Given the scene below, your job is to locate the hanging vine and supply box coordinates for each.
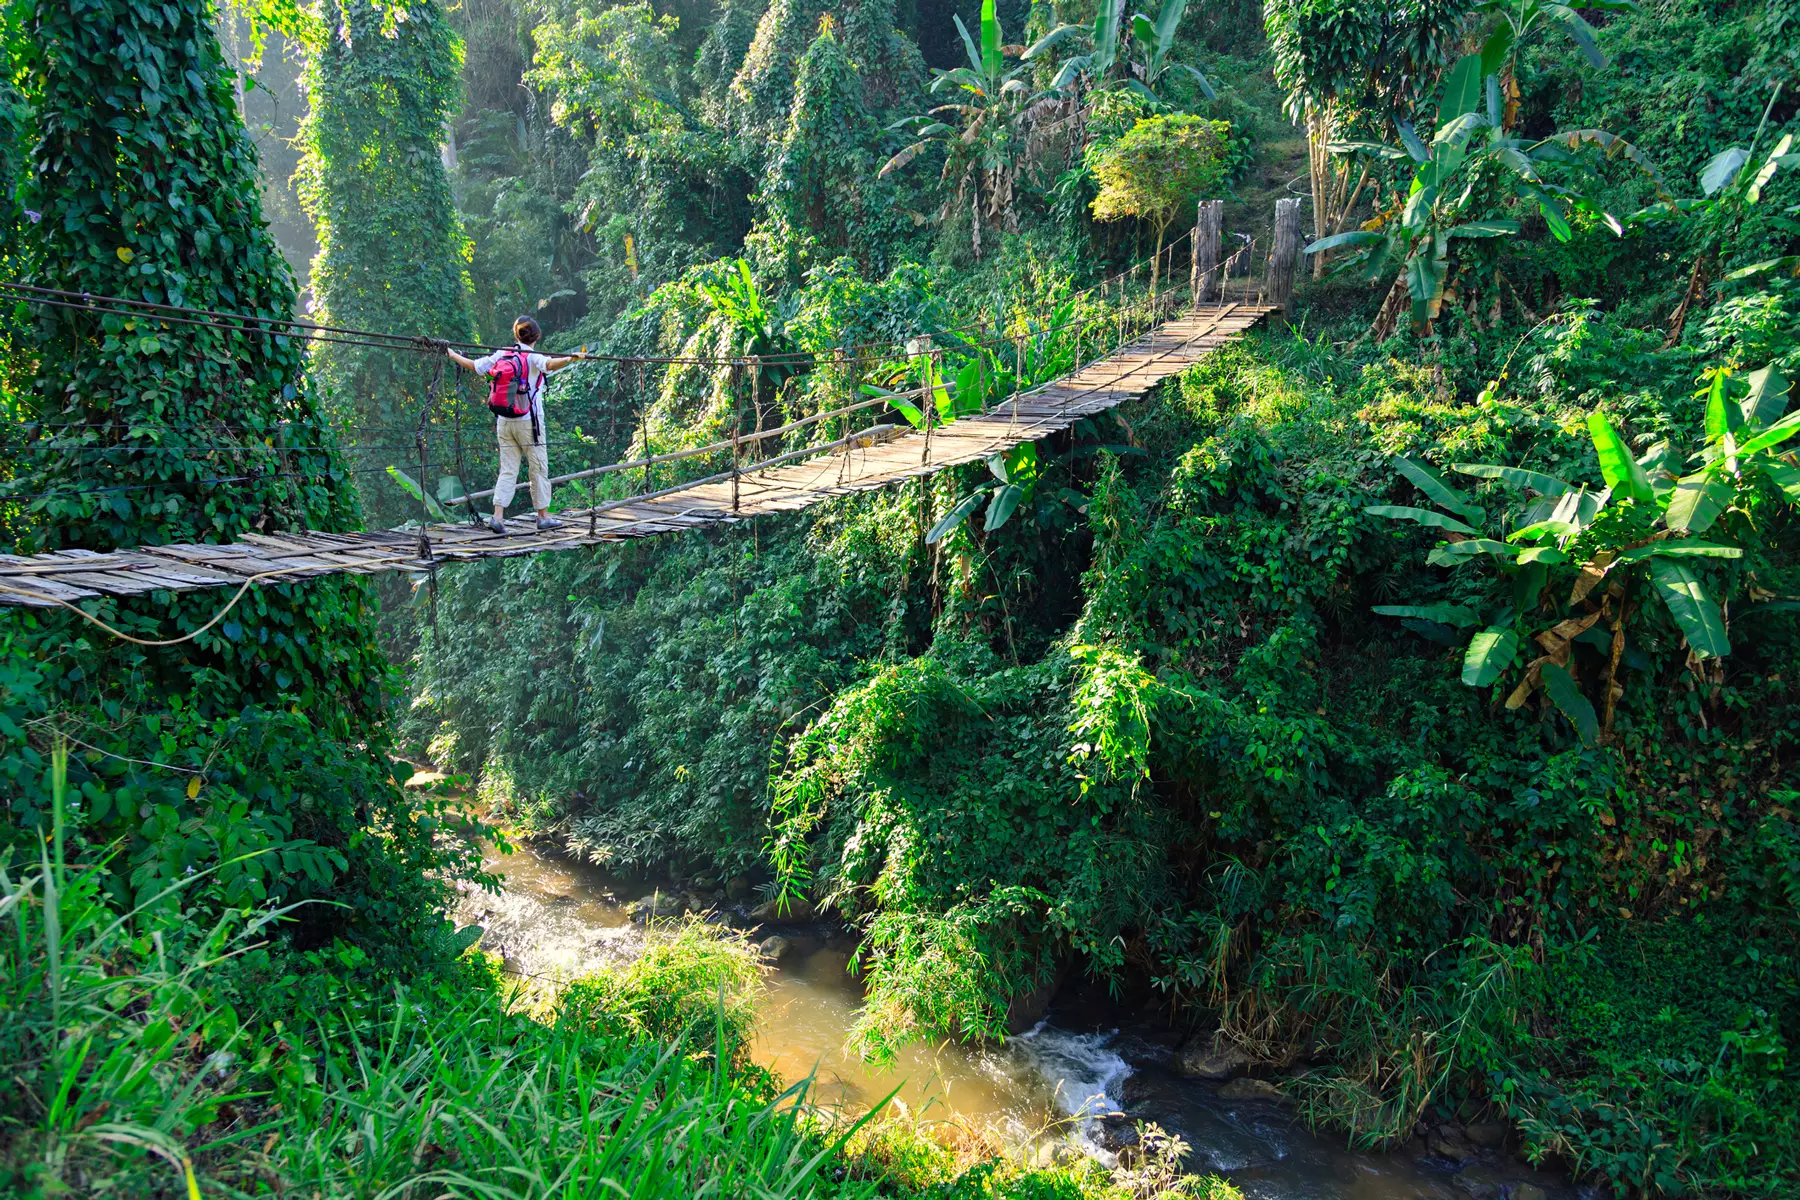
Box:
[298,0,475,523]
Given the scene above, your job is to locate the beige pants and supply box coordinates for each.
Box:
[494,414,550,510]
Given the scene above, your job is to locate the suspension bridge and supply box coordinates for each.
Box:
[0,199,1302,617]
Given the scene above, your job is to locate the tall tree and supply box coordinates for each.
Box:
[8,0,451,955]
[730,0,922,152]
[298,0,474,522]
[758,20,896,272]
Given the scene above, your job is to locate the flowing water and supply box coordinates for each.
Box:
[454,840,1593,1200]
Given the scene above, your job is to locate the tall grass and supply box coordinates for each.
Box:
[0,741,884,1198]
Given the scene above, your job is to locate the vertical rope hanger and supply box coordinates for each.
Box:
[731,359,743,512]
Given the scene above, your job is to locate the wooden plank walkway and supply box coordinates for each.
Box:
[0,304,1273,608]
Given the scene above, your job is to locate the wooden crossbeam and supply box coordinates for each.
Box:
[0,305,1274,609]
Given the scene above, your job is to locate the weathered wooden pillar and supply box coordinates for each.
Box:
[1269,197,1302,314]
[1191,199,1222,306]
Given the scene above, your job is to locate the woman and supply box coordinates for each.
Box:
[447,316,577,533]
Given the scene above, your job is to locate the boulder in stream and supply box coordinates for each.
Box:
[625,892,685,921]
[758,935,795,962]
[749,895,814,921]
[1217,1076,1286,1103]
[1174,1036,1250,1081]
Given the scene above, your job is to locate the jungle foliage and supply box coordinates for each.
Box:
[397,0,1800,1193]
[0,0,459,965]
[4,0,1800,1194]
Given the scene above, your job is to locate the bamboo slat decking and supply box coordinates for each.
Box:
[0,304,1274,609]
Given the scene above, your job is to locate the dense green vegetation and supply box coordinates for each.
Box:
[4,0,1800,1195]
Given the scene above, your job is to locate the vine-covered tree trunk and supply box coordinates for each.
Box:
[299,0,474,525]
[8,0,451,958]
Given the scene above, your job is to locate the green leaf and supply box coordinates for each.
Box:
[1704,373,1739,443]
[386,466,449,522]
[980,0,1004,80]
[1615,539,1742,564]
[1448,220,1520,238]
[1392,457,1485,523]
[1747,133,1793,206]
[1428,539,1520,565]
[1516,546,1569,564]
[1763,460,1800,502]
[1736,408,1800,455]
[1305,230,1384,255]
[1396,121,1430,163]
[1372,604,1482,628]
[1548,5,1605,68]
[1587,412,1655,503]
[1479,23,1514,76]
[1364,505,1479,535]
[1462,627,1519,687]
[1437,54,1484,127]
[1540,663,1598,744]
[1741,366,1790,428]
[1700,146,1749,196]
[1539,201,1573,241]
[984,483,1025,531]
[1663,472,1732,534]
[1451,463,1573,495]
[926,492,986,544]
[1649,558,1730,658]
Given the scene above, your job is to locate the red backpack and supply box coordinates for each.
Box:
[487,349,535,419]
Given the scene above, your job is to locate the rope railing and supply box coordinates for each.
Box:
[0,220,1274,518]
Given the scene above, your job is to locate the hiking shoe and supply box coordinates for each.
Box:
[536,515,565,532]
[486,516,508,535]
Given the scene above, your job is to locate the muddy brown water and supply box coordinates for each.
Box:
[454,841,1594,1200]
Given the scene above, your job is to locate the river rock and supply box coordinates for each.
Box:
[727,875,752,900]
[1465,1121,1507,1148]
[625,892,685,921]
[1428,1128,1472,1162]
[1175,1037,1250,1081]
[1511,1185,1547,1200]
[1217,1076,1285,1103]
[758,935,794,962]
[749,896,815,922]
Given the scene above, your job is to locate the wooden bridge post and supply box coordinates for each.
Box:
[1192,200,1222,306]
[1269,198,1303,316]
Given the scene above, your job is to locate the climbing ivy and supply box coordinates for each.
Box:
[756,21,899,275]
[298,0,474,525]
[4,0,463,965]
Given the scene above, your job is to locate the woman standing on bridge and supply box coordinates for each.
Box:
[447,316,578,534]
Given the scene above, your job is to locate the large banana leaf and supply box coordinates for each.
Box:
[1392,457,1485,523]
[1586,413,1656,503]
[1663,472,1733,534]
[985,482,1026,531]
[1437,55,1484,126]
[1373,603,1482,628]
[1741,366,1790,427]
[1463,627,1520,687]
[1365,505,1479,535]
[927,492,988,544]
[1540,662,1598,744]
[980,0,1003,79]
[1451,463,1573,495]
[1649,558,1730,658]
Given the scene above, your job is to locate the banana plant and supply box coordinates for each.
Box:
[927,442,1041,543]
[882,0,1032,257]
[696,258,803,392]
[1025,0,1215,104]
[1367,381,1800,741]
[1307,52,1644,337]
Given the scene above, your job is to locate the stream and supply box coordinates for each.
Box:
[453,840,1595,1200]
